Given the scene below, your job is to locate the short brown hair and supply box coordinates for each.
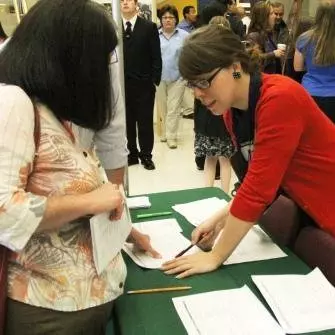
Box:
[179,24,258,81]
[158,5,179,25]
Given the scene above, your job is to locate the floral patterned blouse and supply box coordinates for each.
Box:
[0,85,126,312]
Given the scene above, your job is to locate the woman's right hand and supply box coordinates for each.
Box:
[273,49,285,58]
[87,183,124,219]
[191,216,226,251]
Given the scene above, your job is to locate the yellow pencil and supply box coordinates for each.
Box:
[127,286,192,295]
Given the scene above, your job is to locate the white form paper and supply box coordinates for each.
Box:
[132,218,183,235]
[90,203,132,275]
[172,197,229,227]
[173,285,285,335]
[174,197,286,264]
[123,219,201,268]
[223,225,287,265]
[252,268,335,334]
[126,196,151,209]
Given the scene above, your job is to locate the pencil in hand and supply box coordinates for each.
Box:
[174,233,208,258]
[175,244,194,258]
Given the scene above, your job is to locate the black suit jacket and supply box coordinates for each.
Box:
[123,16,162,86]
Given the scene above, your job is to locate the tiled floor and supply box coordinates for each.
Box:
[127,118,237,196]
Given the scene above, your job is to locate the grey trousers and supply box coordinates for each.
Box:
[5,298,114,335]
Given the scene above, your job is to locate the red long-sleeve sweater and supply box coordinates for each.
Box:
[224,74,335,237]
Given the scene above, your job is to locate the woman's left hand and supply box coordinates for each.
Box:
[129,229,162,259]
[161,251,223,279]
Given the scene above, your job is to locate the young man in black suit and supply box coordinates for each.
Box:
[121,0,162,170]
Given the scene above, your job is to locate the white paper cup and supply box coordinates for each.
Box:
[277,43,287,51]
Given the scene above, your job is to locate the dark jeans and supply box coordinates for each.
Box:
[5,299,114,335]
[312,96,335,124]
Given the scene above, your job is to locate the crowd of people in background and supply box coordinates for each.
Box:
[118,0,335,202]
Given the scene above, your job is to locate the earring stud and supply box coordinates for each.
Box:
[233,71,242,79]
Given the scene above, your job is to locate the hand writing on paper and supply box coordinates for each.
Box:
[161,251,222,279]
[191,216,226,251]
[129,228,162,259]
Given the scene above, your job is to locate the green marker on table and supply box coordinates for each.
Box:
[136,211,173,219]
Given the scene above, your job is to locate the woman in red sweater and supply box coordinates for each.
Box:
[162,24,335,278]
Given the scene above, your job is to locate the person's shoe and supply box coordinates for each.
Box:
[231,182,241,197]
[160,136,167,142]
[195,156,205,170]
[141,158,155,170]
[167,139,177,149]
[128,156,139,166]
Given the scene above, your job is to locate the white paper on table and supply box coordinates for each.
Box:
[173,285,285,335]
[123,218,200,268]
[172,197,228,227]
[252,268,335,334]
[223,225,287,265]
[90,203,132,275]
[126,196,151,209]
[132,218,183,235]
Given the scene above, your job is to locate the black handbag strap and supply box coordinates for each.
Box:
[33,104,40,152]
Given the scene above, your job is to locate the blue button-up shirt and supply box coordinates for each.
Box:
[177,19,195,33]
[159,28,189,82]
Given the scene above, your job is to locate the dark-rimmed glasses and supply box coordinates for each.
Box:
[186,68,223,89]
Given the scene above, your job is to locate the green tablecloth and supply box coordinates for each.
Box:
[113,187,335,335]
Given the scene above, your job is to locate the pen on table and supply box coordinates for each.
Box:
[175,234,208,258]
[127,286,192,295]
[136,211,173,219]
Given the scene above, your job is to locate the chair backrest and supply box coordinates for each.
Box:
[259,195,301,247]
[294,226,335,287]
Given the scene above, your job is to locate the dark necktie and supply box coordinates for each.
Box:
[125,21,132,39]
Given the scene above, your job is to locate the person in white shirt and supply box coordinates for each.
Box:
[236,6,251,34]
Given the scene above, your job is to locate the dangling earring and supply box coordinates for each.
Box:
[233,71,242,79]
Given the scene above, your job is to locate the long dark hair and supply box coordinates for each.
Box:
[0,0,118,131]
[248,1,273,34]
[199,1,227,26]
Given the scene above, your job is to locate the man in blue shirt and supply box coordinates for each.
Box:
[178,6,197,33]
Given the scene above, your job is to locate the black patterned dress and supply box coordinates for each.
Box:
[194,99,235,158]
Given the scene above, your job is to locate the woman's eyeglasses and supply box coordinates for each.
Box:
[162,16,176,21]
[186,68,223,89]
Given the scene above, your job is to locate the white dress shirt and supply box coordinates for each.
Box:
[122,15,138,31]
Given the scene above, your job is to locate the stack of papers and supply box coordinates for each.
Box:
[123,219,200,268]
[173,285,285,335]
[224,226,287,265]
[126,196,151,209]
[172,197,228,227]
[90,203,132,275]
[252,268,335,334]
[174,197,287,264]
